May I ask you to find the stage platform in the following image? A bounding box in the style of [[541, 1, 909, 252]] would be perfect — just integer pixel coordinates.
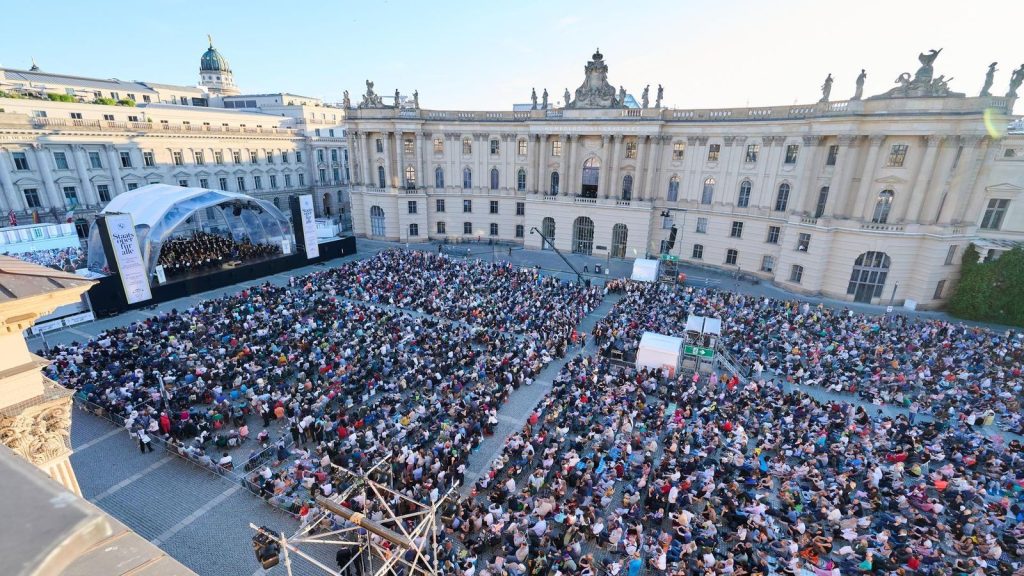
[[87, 236, 356, 317]]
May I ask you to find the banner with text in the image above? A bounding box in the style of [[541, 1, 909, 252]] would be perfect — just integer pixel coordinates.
[[298, 194, 319, 259], [106, 213, 153, 304]]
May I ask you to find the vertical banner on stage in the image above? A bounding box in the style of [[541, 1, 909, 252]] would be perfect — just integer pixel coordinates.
[[105, 213, 153, 304], [297, 194, 319, 259]]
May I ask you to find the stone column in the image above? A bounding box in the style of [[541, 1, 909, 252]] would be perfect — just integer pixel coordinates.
[[417, 132, 428, 189], [793, 136, 822, 214], [561, 134, 573, 196], [0, 148, 25, 212], [535, 134, 545, 194], [104, 145, 125, 197], [902, 135, 943, 222], [30, 146, 61, 211], [503, 134, 515, 190], [447, 133, 458, 191], [641, 135, 661, 201], [361, 132, 372, 185], [597, 135, 610, 198], [827, 135, 858, 218], [938, 136, 988, 224], [855, 135, 886, 220], [608, 135, 622, 199], [72, 146, 96, 208], [634, 136, 647, 200], [684, 137, 705, 202], [719, 136, 738, 205], [381, 131, 392, 190]]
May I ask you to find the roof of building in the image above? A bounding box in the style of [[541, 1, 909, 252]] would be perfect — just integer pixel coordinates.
[[139, 82, 207, 95], [200, 42, 231, 73], [223, 92, 318, 100], [0, 256, 94, 302], [0, 68, 158, 94]]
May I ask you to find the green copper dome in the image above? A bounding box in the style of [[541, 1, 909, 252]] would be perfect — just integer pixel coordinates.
[[200, 39, 230, 73]]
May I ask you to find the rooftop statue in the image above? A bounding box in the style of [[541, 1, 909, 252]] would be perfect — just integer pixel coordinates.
[[655, 84, 664, 108], [869, 49, 964, 99], [820, 74, 833, 102], [1007, 64, 1024, 98], [542, 88, 548, 109], [641, 85, 649, 109], [564, 88, 571, 108], [852, 69, 866, 100], [566, 49, 619, 109], [358, 79, 386, 108], [980, 62, 997, 97], [342, 90, 351, 109], [531, 88, 538, 110]]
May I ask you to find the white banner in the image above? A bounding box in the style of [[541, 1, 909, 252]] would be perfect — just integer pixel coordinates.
[[281, 237, 292, 255], [105, 213, 153, 304], [154, 265, 167, 285], [298, 195, 319, 259]]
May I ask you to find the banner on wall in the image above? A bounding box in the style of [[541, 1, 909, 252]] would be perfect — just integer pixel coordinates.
[[297, 194, 319, 259], [105, 213, 153, 304]]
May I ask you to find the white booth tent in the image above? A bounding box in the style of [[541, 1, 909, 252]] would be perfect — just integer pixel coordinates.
[[636, 331, 684, 378], [86, 184, 292, 278], [630, 258, 660, 282]]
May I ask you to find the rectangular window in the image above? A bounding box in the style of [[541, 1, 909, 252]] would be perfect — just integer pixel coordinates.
[[797, 233, 811, 252], [269, 175, 278, 189], [233, 151, 242, 164], [887, 144, 908, 167], [330, 149, 339, 163], [730, 221, 743, 238], [199, 178, 209, 189], [97, 184, 111, 202], [436, 199, 445, 212], [178, 179, 189, 187], [209, 150, 221, 164], [933, 279, 946, 300], [375, 139, 384, 153], [463, 199, 472, 213], [463, 221, 473, 234], [254, 176, 262, 190], [766, 226, 780, 244], [490, 200, 498, 214], [409, 223, 419, 237], [267, 151, 275, 164], [250, 150, 258, 164], [172, 151, 183, 166], [761, 255, 775, 272], [490, 223, 498, 236], [236, 176, 246, 191], [127, 182, 139, 191], [437, 221, 446, 234], [315, 129, 321, 137], [62, 186, 78, 207], [826, 145, 839, 166], [128, 115, 140, 122], [625, 140, 637, 159], [980, 199, 1009, 230], [672, 142, 685, 160], [333, 168, 340, 182], [319, 168, 327, 183], [24, 188, 42, 208], [707, 144, 720, 162], [295, 151, 302, 163], [53, 151, 69, 170], [433, 138, 444, 153], [103, 114, 114, 121], [726, 249, 738, 265], [516, 202, 525, 216], [12, 152, 29, 170], [88, 151, 102, 169], [944, 245, 957, 265], [298, 173, 305, 186], [141, 151, 154, 167], [790, 264, 804, 283], [70, 112, 82, 120], [317, 149, 325, 163], [551, 141, 562, 156], [745, 144, 760, 163], [696, 217, 708, 234], [515, 224, 524, 238], [281, 151, 289, 163], [119, 151, 132, 168], [784, 144, 799, 164], [518, 140, 527, 156], [218, 177, 229, 190], [193, 151, 205, 165], [692, 244, 704, 259], [284, 174, 292, 188], [490, 140, 499, 155], [408, 200, 417, 214], [32, 110, 47, 118], [463, 138, 472, 155]]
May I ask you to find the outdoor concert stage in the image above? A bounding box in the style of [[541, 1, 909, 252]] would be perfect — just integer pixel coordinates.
[[87, 235, 356, 316]]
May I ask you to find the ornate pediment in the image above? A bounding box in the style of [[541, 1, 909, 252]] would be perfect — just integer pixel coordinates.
[[566, 49, 621, 109], [875, 175, 909, 185], [985, 182, 1024, 194]]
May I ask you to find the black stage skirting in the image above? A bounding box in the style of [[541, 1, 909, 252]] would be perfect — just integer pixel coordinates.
[[88, 237, 356, 317]]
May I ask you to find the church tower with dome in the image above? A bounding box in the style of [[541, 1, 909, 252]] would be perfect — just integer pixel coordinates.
[[198, 35, 240, 96]]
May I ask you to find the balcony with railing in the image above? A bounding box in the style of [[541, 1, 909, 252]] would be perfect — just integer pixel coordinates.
[[26, 116, 297, 136]]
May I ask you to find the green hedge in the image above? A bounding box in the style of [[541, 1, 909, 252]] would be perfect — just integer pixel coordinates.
[[46, 92, 76, 102], [116, 99, 136, 107], [93, 97, 116, 105], [948, 243, 1024, 326]]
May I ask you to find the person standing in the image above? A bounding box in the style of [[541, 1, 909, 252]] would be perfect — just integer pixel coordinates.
[[139, 430, 154, 453]]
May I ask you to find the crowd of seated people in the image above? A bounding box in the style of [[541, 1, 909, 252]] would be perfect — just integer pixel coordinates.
[[594, 280, 1024, 434], [156, 231, 281, 278], [6, 247, 87, 272]]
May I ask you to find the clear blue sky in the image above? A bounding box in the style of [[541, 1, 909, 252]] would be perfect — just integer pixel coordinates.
[[1, 0, 1021, 112]]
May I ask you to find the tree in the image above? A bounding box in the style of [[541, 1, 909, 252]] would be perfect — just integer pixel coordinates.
[[948, 243, 1024, 326], [992, 247, 1024, 325]]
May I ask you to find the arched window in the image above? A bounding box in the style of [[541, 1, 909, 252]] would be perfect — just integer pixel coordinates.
[[774, 183, 791, 212], [517, 169, 526, 191], [462, 167, 472, 189], [847, 251, 891, 303], [737, 180, 752, 208], [541, 216, 556, 249], [872, 189, 894, 223], [377, 165, 386, 189], [323, 192, 332, 215], [572, 216, 595, 255], [550, 171, 559, 195], [490, 168, 499, 190], [434, 167, 444, 188], [667, 175, 680, 202], [581, 157, 600, 198], [815, 186, 829, 218], [701, 177, 715, 204], [621, 174, 633, 201], [370, 205, 385, 237], [611, 223, 628, 258], [404, 165, 416, 189]]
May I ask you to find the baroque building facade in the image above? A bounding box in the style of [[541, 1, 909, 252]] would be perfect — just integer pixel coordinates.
[[346, 50, 1024, 308], [0, 41, 352, 234]]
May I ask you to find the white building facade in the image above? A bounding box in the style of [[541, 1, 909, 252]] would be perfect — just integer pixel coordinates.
[[346, 50, 1024, 308]]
